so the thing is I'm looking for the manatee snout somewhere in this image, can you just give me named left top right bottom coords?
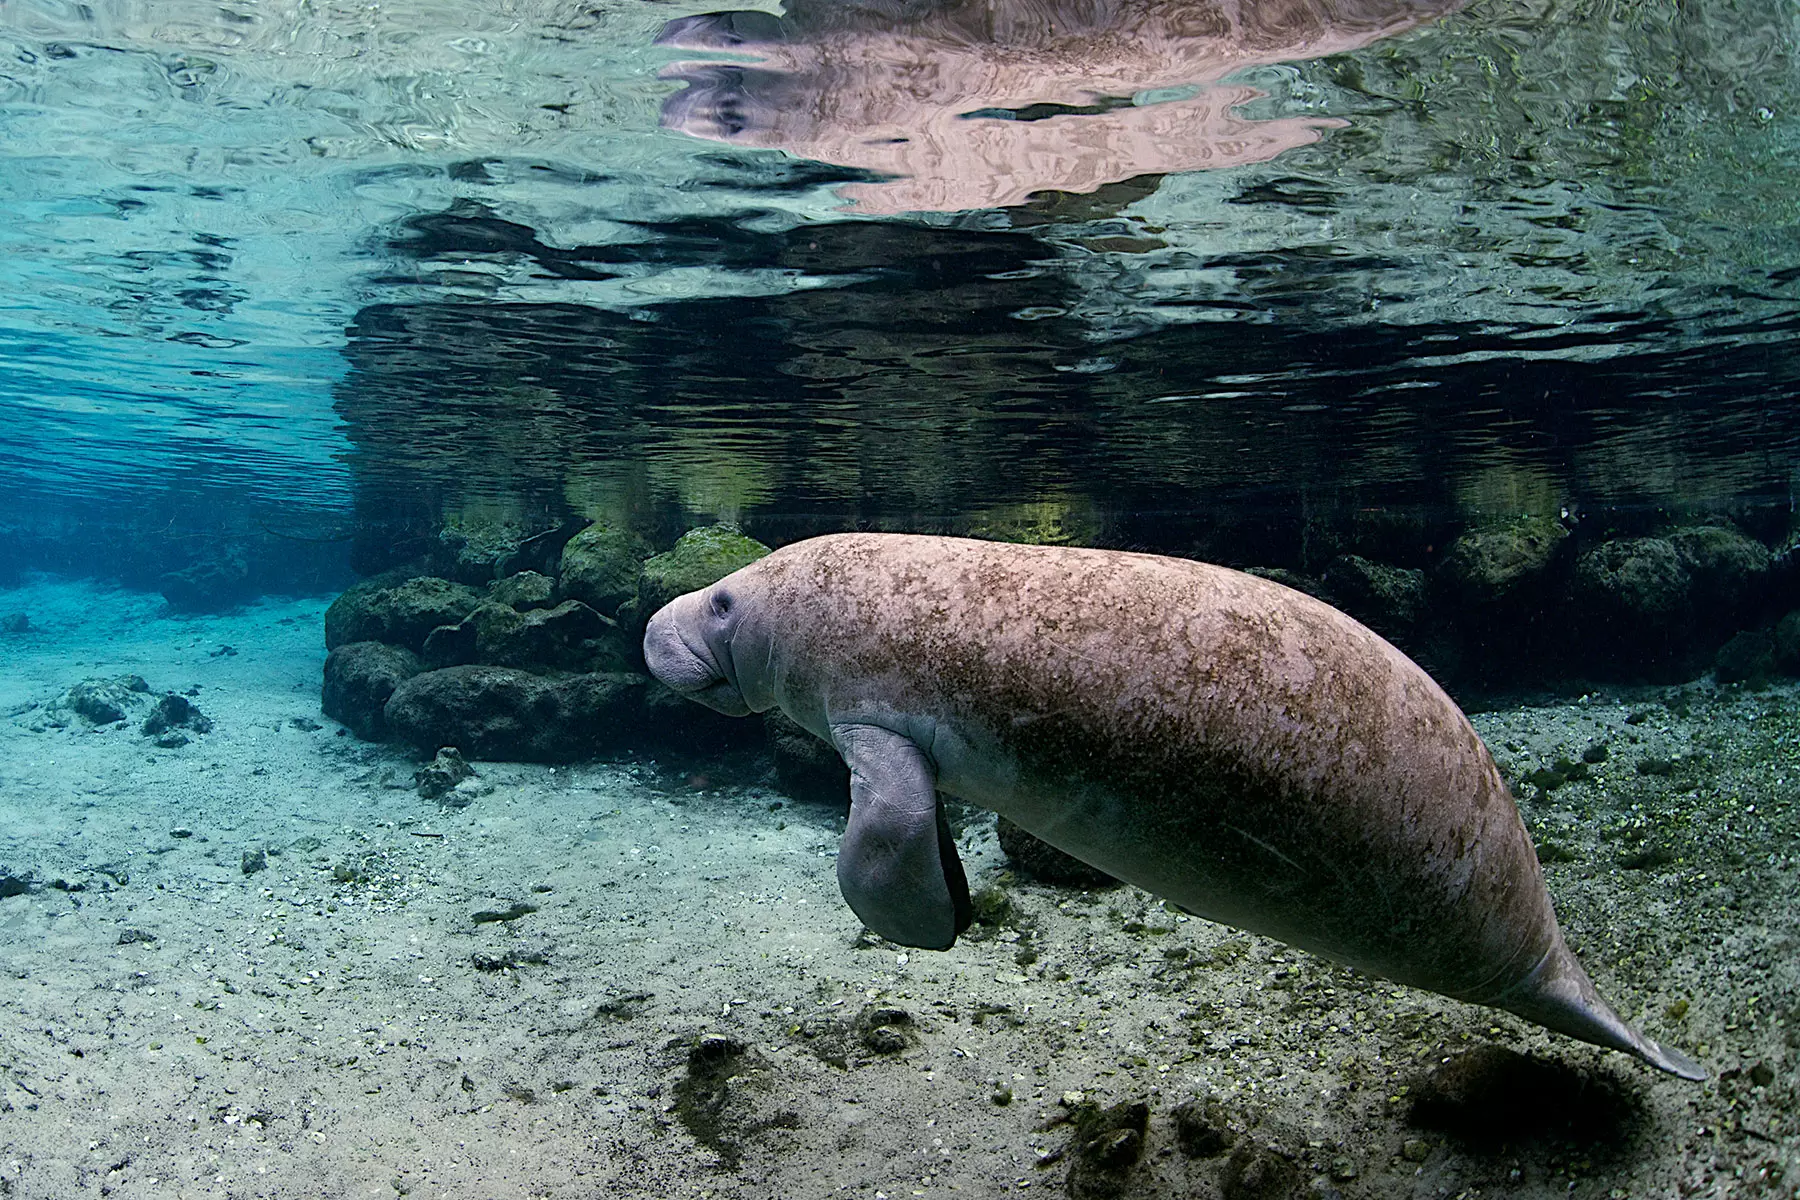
left=644, top=592, right=751, bottom=715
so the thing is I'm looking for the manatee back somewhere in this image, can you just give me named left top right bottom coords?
left=757, top=532, right=1562, bottom=1002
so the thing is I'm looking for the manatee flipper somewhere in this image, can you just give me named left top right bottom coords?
left=833, top=722, right=973, bottom=950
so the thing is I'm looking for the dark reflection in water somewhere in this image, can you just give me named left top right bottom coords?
left=339, top=207, right=1800, bottom=580
left=656, top=0, right=1463, bottom=211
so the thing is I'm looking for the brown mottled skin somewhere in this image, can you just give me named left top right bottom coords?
left=643, top=533, right=1703, bottom=1079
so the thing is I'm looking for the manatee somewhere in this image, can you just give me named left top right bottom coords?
left=643, top=532, right=1703, bottom=1080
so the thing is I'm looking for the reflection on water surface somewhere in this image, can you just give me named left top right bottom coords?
left=658, top=0, right=1463, bottom=211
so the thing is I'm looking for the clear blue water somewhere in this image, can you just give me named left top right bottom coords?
left=3, top=0, right=1797, bottom=550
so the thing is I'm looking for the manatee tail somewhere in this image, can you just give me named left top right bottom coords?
left=1491, top=939, right=1706, bottom=1082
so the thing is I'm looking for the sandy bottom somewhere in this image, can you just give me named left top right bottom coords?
left=0, top=576, right=1794, bottom=1200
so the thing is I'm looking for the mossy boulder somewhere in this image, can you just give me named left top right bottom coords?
left=1775, top=610, right=1800, bottom=673
left=1437, top=516, right=1569, bottom=602
left=766, top=710, right=850, bottom=805
left=486, top=570, right=554, bottom=610
left=636, top=525, right=772, bottom=622
left=1322, top=554, right=1426, bottom=637
left=423, top=600, right=629, bottom=673
left=1571, top=538, right=1692, bottom=626
left=159, top=554, right=252, bottom=613
left=638, top=680, right=767, bottom=752
left=1667, top=525, right=1770, bottom=611
left=1716, top=629, right=1777, bottom=684
left=62, top=674, right=151, bottom=725
left=558, top=522, right=652, bottom=615
left=321, top=641, right=423, bottom=741
left=382, top=666, right=649, bottom=762
left=324, top=576, right=484, bottom=652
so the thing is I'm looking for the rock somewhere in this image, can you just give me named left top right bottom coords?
left=324, top=576, right=484, bottom=652
left=854, top=1004, right=915, bottom=1054
left=63, top=675, right=151, bottom=725
left=766, top=710, right=850, bottom=806
left=486, top=571, right=555, bottom=610
left=434, top=517, right=570, bottom=585
left=1222, top=1140, right=1301, bottom=1200
left=382, top=666, right=649, bottom=762
left=420, top=612, right=481, bottom=667
left=1065, top=1099, right=1150, bottom=1200
left=1322, top=554, right=1425, bottom=637
left=475, top=600, right=625, bottom=671
left=0, top=613, right=30, bottom=634
left=558, top=521, right=652, bottom=616
left=241, top=848, right=267, bottom=875
left=1776, top=610, right=1800, bottom=673
left=639, top=679, right=767, bottom=753
left=141, top=693, right=213, bottom=737
left=1668, top=525, right=1771, bottom=611
left=996, top=815, right=1119, bottom=889
left=1716, top=629, right=1777, bottom=684
left=423, top=600, right=632, bottom=673
left=636, top=525, right=772, bottom=627
left=1171, top=1095, right=1238, bottom=1159
left=1436, top=516, right=1569, bottom=602
left=159, top=555, right=251, bottom=613
left=152, top=731, right=190, bottom=749
left=415, top=747, right=475, bottom=800
left=1571, top=537, right=1692, bottom=627
left=322, top=642, right=424, bottom=741
left=0, top=866, right=35, bottom=898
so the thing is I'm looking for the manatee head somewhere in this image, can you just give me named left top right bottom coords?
left=643, top=577, right=766, bottom=716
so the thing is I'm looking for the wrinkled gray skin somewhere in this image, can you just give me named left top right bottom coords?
left=643, top=532, right=1703, bottom=1080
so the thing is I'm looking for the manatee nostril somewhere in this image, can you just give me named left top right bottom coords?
left=711, top=591, right=733, bottom=618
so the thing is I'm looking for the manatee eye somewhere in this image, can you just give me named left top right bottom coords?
left=710, top=590, right=733, bottom=618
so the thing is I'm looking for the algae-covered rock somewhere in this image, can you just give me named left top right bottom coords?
left=1571, top=538, right=1692, bottom=625
left=322, top=641, right=423, bottom=741
left=324, top=576, right=484, bottom=652
left=63, top=675, right=151, bottom=725
left=159, top=555, right=252, bottom=613
left=1322, top=554, right=1425, bottom=636
left=636, top=525, right=771, bottom=621
left=483, top=600, right=624, bottom=671
left=1064, top=1099, right=1150, bottom=1200
left=414, top=747, right=475, bottom=800
left=639, top=679, right=767, bottom=752
left=1775, top=610, right=1800, bottom=673
left=558, top=521, right=651, bottom=615
left=1667, top=525, right=1771, bottom=610
left=486, top=571, right=555, bottom=610
left=1437, top=515, right=1569, bottom=602
left=423, top=600, right=631, bottom=673
left=766, top=710, right=849, bottom=806
left=1171, top=1095, right=1239, bottom=1159
left=1715, top=629, right=1776, bottom=684
left=382, top=665, right=648, bottom=761
left=141, top=693, right=212, bottom=737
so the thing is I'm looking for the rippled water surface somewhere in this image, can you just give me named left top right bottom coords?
left=1, top=0, right=1797, bottom=538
